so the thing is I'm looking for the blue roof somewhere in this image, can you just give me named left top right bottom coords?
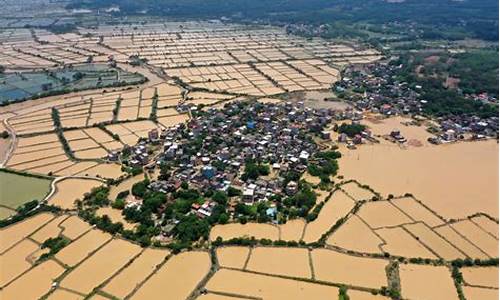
left=266, top=207, right=277, bottom=216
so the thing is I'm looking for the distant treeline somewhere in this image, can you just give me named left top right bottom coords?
left=68, top=0, right=499, bottom=41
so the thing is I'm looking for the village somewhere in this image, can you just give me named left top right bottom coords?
left=111, top=100, right=339, bottom=241
left=335, top=62, right=499, bottom=144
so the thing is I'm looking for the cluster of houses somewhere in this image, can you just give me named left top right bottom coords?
left=109, top=130, right=160, bottom=167
left=435, top=116, right=498, bottom=142
left=335, top=63, right=499, bottom=143
left=336, top=64, right=425, bottom=116
left=128, top=101, right=335, bottom=220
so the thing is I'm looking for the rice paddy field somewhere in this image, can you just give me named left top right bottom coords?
left=0, top=170, right=51, bottom=211
left=48, top=178, right=104, bottom=209
left=0, top=64, right=145, bottom=104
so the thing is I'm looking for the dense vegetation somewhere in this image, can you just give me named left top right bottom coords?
left=449, top=50, right=499, bottom=95
left=39, top=236, right=70, bottom=261
left=392, top=51, right=499, bottom=117
left=337, top=123, right=366, bottom=138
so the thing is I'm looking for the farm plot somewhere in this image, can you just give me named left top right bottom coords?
left=48, top=178, right=104, bottom=209
left=0, top=44, right=54, bottom=71
left=0, top=170, right=51, bottom=210
left=399, top=264, right=458, bottom=300
left=96, top=206, right=137, bottom=230
left=326, top=215, right=383, bottom=254
left=391, top=197, right=444, bottom=227
left=87, top=100, right=118, bottom=125
left=185, top=91, right=234, bottom=106
left=55, top=229, right=112, bottom=267
left=205, top=268, right=339, bottom=300
left=356, top=200, right=413, bottom=229
left=216, top=246, right=250, bottom=269
left=302, top=190, right=355, bottom=243
left=55, top=161, right=99, bottom=177
left=279, top=219, right=306, bottom=241
left=130, top=251, right=211, bottom=300
left=311, top=249, right=388, bottom=289
left=102, top=248, right=169, bottom=299
left=108, top=174, right=145, bottom=200
left=64, top=128, right=118, bottom=159
left=461, top=266, right=498, bottom=288
left=255, top=62, right=322, bottom=92
left=167, top=64, right=284, bottom=96
left=470, top=215, right=499, bottom=238
left=0, top=212, right=55, bottom=253
left=339, top=182, right=376, bottom=201
left=46, top=289, right=84, bottom=300
left=0, top=260, right=65, bottom=300
left=7, top=142, right=65, bottom=166
left=7, top=108, right=54, bottom=135
left=60, top=238, right=142, bottom=295
left=376, top=227, right=437, bottom=259
left=155, top=83, right=183, bottom=106
left=76, top=162, right=125, bottom=179
left=210, top=222, right=280, bottom=241
left=246, top=247, right=311, bottom=278
left=0, top=239, right=41, bottom=286
left=403, top=222, right=466, bottom=260
left=347, top=290, right=390, bottom=300
left=58, top=215, right=93, bottom=240
left=105, top=120, right=159, bottom=146
left=6, top=133, right=76, bottom=175
left=73, top=147, right=109, bottom=160
left=157, top=114, right=190, bottom=128
left=450, top=220, right=498, bottom=258
left=30, top=215, right=71, bottom=243
left=434, top=225, right=490, bottom=259
left=287, top=59, right=340, bottom=85
left=462, top=286, right=498, bottom=300
left=197, top=294, right=247, bottom=300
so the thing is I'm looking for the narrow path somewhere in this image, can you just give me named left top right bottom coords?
left=1, top=117, right=17, bottom=167
left=42, top=175, right=108, bottom=203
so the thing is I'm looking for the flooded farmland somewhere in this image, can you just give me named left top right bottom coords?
left=48, top=178, right=103, bottom=209
left=103, top=248, right=169, bottom=298
left=311, top=249, right=388, bottom=289
left=205, top=268, right=339, bottom=300
left=210, top=222, right=280, bottom=241
left=216, top=246, right=250, bottom=269
left=302, top=190, right=355, bottom=243
left=60, top=239, right=142, bottom=294
left=339, top=139, right=499, bottom=220
left=130, top=251, right=210, bottom=300
left=399, top=264, right=457, bottom=300
left=246, top=247, right=311, bottom=278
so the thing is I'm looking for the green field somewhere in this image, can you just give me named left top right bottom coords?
left=0, top=170, right=52, bottom=210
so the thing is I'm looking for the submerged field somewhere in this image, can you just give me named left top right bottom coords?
left=0, top=170, right=51, bottom=210
left=0, top=64, right=146, bottom=104
left=339, top=137, right=499, bottom=220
